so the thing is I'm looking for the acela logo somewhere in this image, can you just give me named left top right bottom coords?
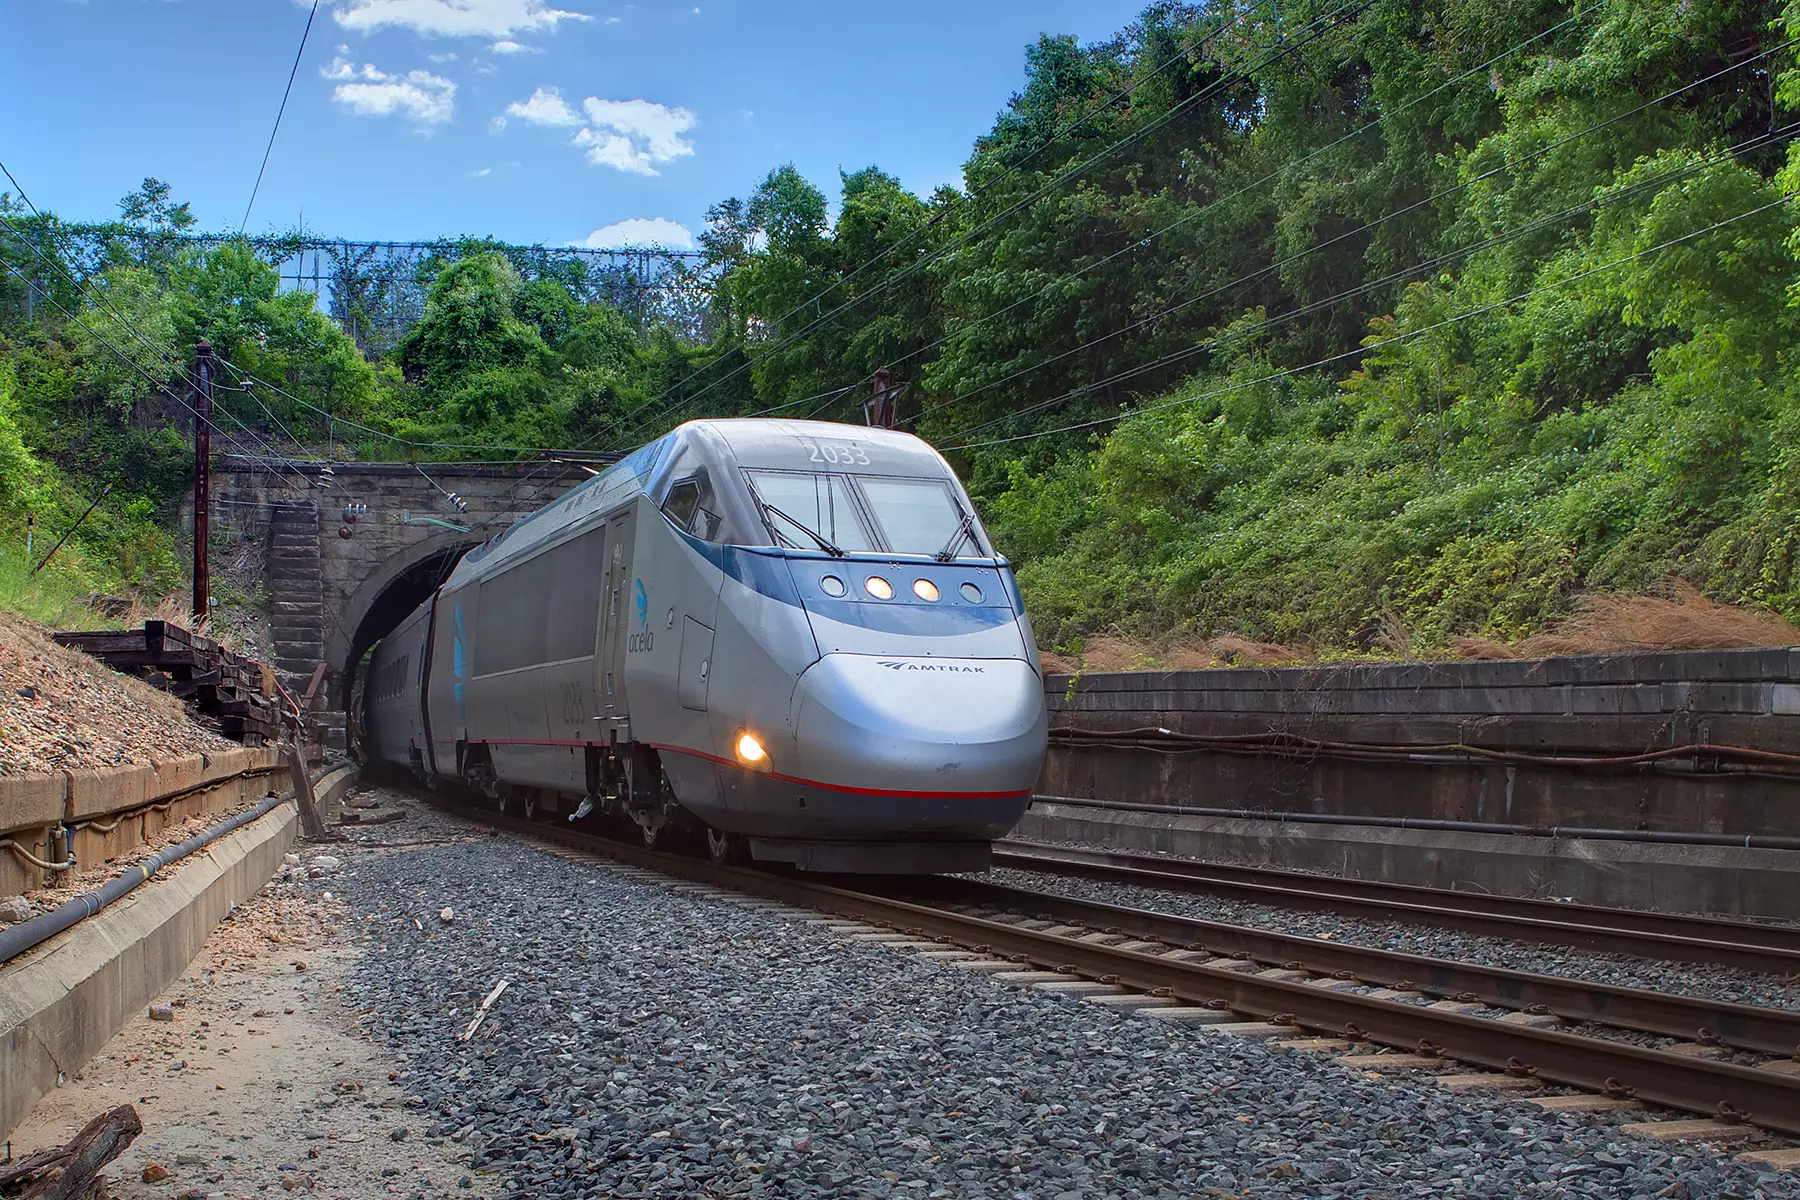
left=627, top=579, right=654, bottom=653
left=877, top=660, right=984, bottom=673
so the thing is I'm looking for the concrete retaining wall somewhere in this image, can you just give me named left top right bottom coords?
left=0, top=749, right=284, bottom=897
left=1018, top=800, right=1800, bottom=920
left=0, top=799, right=297, bottom=1139
left=1044, top=647, right=1800, bottom=836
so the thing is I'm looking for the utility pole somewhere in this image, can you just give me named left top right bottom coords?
left=192, top=341, right=214, bottom=622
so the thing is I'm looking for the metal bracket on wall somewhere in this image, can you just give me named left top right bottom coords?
left=399, top=510, right=471, bottom=533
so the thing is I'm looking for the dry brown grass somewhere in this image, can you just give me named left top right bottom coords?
left=1454, top=583, right=1800, bottom=660
left=117, top=593, right=246, bottom=655
left=1041, top=632, right=1305, bottom=675
left=1041, top=584, right=1798, bottom=674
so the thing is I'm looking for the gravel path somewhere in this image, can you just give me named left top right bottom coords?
left=979, top=861, right=1800, bottom=1012
left=330, top=837, right=1800, bottom=1198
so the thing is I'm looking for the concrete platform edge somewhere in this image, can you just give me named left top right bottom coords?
left=0, top=799, right=298, bottom=1140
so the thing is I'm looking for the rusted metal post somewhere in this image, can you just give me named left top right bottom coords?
left=192, top=341, right=215, bottom=622
left=867, top=367, right=896, bottom=429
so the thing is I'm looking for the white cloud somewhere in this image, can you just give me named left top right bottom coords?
left=489, top=115, right=508, bottom=132
left=572, top=218, right=693, bottom=249
left=470, top=166, right=493, bottom=177
left=577, top=97, right=694, bottom=174
left=489, top=39, right=540, bottom=53
left=506, top=85, right=582, bottom=126
left=501, top=88, right=696, bottom=175
left=428, top=51, right=458, bottom=62
left=604, top=14, right=620, bottom=22
left=323, top=55, right=456, bottom=123
left=332, top=0, right=589, bottom=38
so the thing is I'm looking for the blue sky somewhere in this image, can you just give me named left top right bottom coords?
left=2, top=0, right=1148, bottom=249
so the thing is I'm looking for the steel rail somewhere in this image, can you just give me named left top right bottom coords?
left=995, top=841, right=1800, bottom=974
left=904, top=876, right=1800, bottom=1057
left=439, top=799, right=1800, bottom=1134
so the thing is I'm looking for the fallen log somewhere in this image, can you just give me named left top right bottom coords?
left=1, top=1104, right=141, bottom=1199
left=338, top=808, right=406, bottom=826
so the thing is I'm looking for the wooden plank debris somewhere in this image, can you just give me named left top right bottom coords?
left=461, top=979, right=511, bottom=1042
left=51, top=621, right=284, bottom=745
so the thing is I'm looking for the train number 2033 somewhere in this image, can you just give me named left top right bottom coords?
left=804, top=440, right=870, bottom=466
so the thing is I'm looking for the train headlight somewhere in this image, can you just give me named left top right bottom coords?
left=912, top=579, right=940, bottom=602
left=864, top=576, right=894, bottom=600
left=735, top=731, right=769, bottom=768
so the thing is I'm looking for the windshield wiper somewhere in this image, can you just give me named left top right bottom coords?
left=935, top=510, right=977, bottom=562
left=763, top=503, right=845, bottom=557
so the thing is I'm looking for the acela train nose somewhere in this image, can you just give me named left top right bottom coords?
left=789, top=653, right=1047, bottom=802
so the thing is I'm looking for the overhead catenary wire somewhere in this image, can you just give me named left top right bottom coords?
left=0, top=259, right=317, bottom=491
left=598, top=0, right=1366, bottom=450
left=894, top=0, right=1619, bottom=428
left=241, top=0, right=320, bottom=235
left=0, top=172, right=322, bottom=477
left=588, top=1, right=1275, bottom=449
left=923, top=114, right=1800, bottom=445
left=938, top=190, right=1798, bottom=452
left=0, top=206, right=326, bottom=485
left=619, top=0, right=1594, bottom=446
left=0, top=221, right=322, bottom=485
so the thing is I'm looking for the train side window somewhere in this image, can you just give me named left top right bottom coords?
left=662, top=474, right=723, bottom=541
left=663, top=480, right=701, bottom=530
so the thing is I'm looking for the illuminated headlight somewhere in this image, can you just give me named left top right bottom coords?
left=912, top=579, right=940, bottom=602
left=734, top=731, right=770, bottom=768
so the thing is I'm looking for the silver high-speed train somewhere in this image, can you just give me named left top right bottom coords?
left=361, top=418, right=1048, bottom=872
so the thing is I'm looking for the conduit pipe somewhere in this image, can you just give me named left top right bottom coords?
left=0, top=790, right=292, bottom=967
left=1033, top=794, right=1800, bottom=851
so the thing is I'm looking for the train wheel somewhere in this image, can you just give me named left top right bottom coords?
left=705, top=827, right=743, bottom=866
left=640, top=818, right=663, bottom=850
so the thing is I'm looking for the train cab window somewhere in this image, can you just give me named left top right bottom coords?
left=746, top=470, right=877, bottom=552
left=661, top=476, right=724, bottom=542
left=859, top=477, right=982, bottom=557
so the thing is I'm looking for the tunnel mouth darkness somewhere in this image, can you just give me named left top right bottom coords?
left=341, top=542, right=475, bottom=725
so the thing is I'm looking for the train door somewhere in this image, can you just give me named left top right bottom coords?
left=597, top=507, right=637, bottom=738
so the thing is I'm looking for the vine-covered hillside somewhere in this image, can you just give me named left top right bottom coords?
left=3, top=0, right=1799, bottom=657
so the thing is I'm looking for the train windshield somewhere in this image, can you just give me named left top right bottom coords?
left=857, top=476, right=977, bottom=556
left=746, top=471, right=877, bottom=553
left=744, top=469, right=982, bottom=557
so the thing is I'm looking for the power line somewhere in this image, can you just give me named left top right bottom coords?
left=595, top=0, right=1356, bottom=449
left=892, top=2, right=1608, bottom=428
left=242, top=0, right=320, bottom=235
left=0, top=208, right=325, bottom=484
left=0, top=258, right=314, bottom=490
left=940, top=191, right=1797, bottom=452
left=935, top=124, right=1799, bottom=445
left=589, top=3, right=1271, bottom=449
left=908, top=38, right=1793, bottom=436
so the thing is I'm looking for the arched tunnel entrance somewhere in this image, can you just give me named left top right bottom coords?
left=334, top=538, right=478, bottom=744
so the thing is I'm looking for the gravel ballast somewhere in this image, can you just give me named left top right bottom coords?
left=330, top=836, right=1800, bottom=1198
left=981, top=858, right=1800, bottom=1012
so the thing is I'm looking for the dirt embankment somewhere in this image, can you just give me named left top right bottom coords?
left=0, top=611, right=238, bottom=777
left=1040, top=584, right=1800, bottom=675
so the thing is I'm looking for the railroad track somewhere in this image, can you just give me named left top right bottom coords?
left=995, top=839, right=1800, bottom=975
left=432, top=798, right=1800, bottom=1138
